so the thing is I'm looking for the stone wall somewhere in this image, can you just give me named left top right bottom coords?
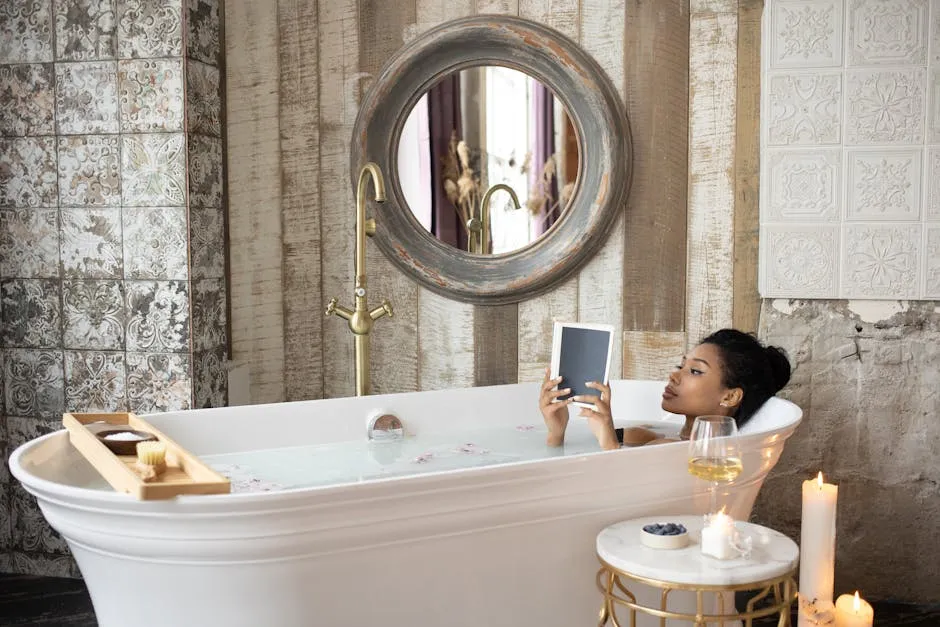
left=0, top=0, right=228, bottom=577
left=753, top=299, right=940, bottom=602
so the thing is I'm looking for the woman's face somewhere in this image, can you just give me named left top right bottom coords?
left=661, top=343, right=736, bottom=419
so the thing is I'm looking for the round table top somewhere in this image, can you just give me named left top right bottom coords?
left=596, top=515, right=799, bottom=587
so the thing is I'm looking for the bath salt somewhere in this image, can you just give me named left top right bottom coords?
left=103, top=431, right=148, bottom=441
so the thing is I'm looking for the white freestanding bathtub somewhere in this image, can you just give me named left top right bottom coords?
left=9, top=380, right=802, bottom=627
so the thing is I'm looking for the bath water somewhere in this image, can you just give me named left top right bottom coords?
left=202, top=420, right=680, bottom=493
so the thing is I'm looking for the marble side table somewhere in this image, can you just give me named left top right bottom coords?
left=596, top=515, right=799, bottom=627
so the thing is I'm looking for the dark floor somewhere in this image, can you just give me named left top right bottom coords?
left=0, top=574, right=937, bottom=626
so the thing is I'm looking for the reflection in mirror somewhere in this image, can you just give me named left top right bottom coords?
left=398, top=65, right=580, bottom=256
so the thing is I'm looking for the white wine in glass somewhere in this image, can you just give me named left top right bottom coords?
left=688, top=415, right=742, bottom=514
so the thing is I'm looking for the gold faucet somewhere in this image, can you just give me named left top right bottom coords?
left=325, top=162, right=394, bottom=396
left=475, top=183, right=521, bottom=254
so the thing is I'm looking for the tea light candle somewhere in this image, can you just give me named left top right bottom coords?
left=799, top=472, right=838, bottom=627
left=701, top=509, right=736, bottom=560
left=835, top=592, right=873, bottom=627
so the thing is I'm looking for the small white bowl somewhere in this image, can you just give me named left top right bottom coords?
left=640, top=523, right=690, bottom=550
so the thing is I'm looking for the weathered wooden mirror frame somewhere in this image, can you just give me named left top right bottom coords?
left=351, top=15, right=632, bottom=305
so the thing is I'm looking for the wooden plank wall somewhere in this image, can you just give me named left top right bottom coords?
left=225, top=0, right=761, bottom=403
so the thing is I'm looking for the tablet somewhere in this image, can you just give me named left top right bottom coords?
left=549, top=321, right=615, bottom=409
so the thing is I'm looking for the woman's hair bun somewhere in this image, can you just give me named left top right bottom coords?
left=763, top=345, right=791, bottom=393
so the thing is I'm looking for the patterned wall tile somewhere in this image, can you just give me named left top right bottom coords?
left=0, top=208, right=59, bottom=279
left=0, top=64, right=55, bottom=136
left=55, top=0, right=117, bottom=61
left=925, top=225, right=940, bottom=298
left=189, top=205, right=224, bottom=279
left=1, top=280, right=62, bottom=349
left=118, top=58, right=184, bottom=132
left=846, top=0, right=927, bottom=66
left=761, top=224, right=839, bottom=297
left=0, top=138, right=58, bottom=208
left=926, top=148, right=940, bottom=220
left=62, top=280, right=125, bottom=350
left=125, top=280, right=189, bottom=352
left=54, top=60, right=119, bottom=134
left=64, top=350, right=126, bottom=411
left=767, top=72, right=842, bottom=145
left=928, top=69, right=940, bottom=144
left=842, top=224, right=921, bottom=298
left=9, top=552, right=77, bottom=578
left=60, top=208, right=123, bottom=278
left=0, top=1, right=53, bottom=63
left=193, top=346, right=226, bottom=408
left=57, top=135, right=121, bottom=207
left=188, top=134, right=222, bottom=206
left=186, top=59, right=221, bottom=136
left=186, top=0, right=219, bottom=66
left=764, top=148, right=840, bottom=222
left=846, top=149, right=921, bottom=221
left=846, top=68, right=925, bottom=146
left=116, top=0, right=182, bottom=59
left=126, top=352, right=191, bottom=412
left=191, top=278, right=225, bottom=352
left=123, top=207, right=187, bottom=280
left=770, top=0, right=842, bottom=69
left=3, top=349, right=64, bottom=418
left=121, top=133, right=186, bottom=206
left=10, top=481, right=69, bottom=554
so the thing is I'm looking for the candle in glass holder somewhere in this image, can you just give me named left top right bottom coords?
left=799, top=472, right=838, bottom=626
left=701, top=509, right=736, bottom=560
left=835, top=592, right=873, bottom=627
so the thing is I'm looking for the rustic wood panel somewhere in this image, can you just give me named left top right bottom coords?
left=687, top=0, right=737, bottom=346
left=578, top=0, right=625, bottom=380
left=414, top=0, right=477, bottom=392
left=516, top=0, right=580, bottom=384
left=225, top=0, right=286, bottom=404
left=471, top=0, right=520, bottom=388
left=358, top=0, right=420, bottom=395
left=319, top=0, right=362, bottom=398
left=619, top=0, right=689, bottom=378
left=278, top=0, right=323, bottom=401
left=623, top=331, right=687, bottom=381
left=732, top=0, right=762, bottom=334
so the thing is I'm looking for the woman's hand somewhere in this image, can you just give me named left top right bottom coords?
left=539, top=368, right=571, bottom=447
left=576, top=381, right=620, bottom=450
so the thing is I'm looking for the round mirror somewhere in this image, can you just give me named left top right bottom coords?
left=397, top=66, right=580, bottom=256
left=352, top=15, right=632, bottom=305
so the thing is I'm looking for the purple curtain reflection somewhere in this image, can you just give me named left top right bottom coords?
left=530, top=82, right=558, bottom=236
left=427, top=75, right=466, bottom=250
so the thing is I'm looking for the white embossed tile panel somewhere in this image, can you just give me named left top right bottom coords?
left=764, top=149, right=841, bottom=221
left=846, top=0, right=928, bottom=67
left=761, top=225, right=839, bottom=297
left=770, top=1, right=842, bottom=69
left=846, top=149, right=921, bottom=222
left=760, top=0, right=938, bottom=300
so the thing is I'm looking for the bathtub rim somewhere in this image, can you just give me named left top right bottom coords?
left=9, top=402, right=802, bottom=513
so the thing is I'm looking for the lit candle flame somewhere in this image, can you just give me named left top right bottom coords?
left=853, top=591, right=860, bottom=612
left=817, top=472, right=824, bottom=488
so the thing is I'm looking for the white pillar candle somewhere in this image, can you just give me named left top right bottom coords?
left=700, top=510, right=736, bottom=560
left=835, top=592, right=873, bottom=627
left=798, top=472, right=838, bottom=626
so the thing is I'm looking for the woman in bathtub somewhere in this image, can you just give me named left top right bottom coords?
left=539, top=328, right=792, bottom=449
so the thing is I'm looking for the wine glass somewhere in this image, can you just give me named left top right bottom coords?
left=688, top=415, right=742, bottom=515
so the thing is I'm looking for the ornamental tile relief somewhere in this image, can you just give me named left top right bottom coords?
left=761, top=1, right=938, bottom=299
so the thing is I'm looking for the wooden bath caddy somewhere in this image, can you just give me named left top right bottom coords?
left=63, top=412, right=230, bottom=500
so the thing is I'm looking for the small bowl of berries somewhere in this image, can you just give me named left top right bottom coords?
left=640, top=521, right=689, bottom=550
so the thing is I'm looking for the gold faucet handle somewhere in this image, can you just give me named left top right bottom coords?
left=365, top=218, right=376, bottom=238
left=369, top=300, right=394, bottom=321
left=326, top=297, right=353, bottom=321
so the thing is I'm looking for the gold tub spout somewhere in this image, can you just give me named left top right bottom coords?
left=325, top=162, right=394, bottom=397
left=477, top=183, right=521, bottom=254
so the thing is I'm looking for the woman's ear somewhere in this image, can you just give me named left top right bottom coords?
left=719, top=387, right=743, bottom=410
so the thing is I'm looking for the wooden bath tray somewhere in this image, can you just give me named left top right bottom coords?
left=63, top=412, right=230, bottom=500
